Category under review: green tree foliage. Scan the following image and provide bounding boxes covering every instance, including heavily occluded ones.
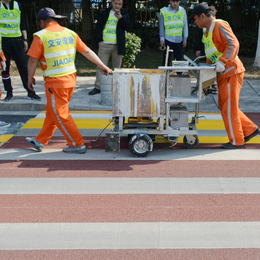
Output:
[123,32,142,68]
[21,0,260,57]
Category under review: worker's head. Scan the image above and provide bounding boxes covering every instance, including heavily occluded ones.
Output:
[189,3,212,29]
[170,0,181,10]
[37,7,67,28]
[1,0,11,3]
[112,0,123,12]
[209,2,218,18]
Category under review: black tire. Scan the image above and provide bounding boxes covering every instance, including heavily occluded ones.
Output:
[129,134,153,157]
[183,135,199,149]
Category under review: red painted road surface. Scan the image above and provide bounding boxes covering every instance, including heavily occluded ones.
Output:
[0,113,260,259]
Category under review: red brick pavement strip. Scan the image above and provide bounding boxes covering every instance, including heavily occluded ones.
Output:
[0,249,260,260]
[0,159,260,177]
[0,194,260,223]
[0,249,259,260]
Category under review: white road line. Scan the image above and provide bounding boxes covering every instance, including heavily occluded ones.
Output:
[34,113,223,120]
[1,177,260,194]
[0,222,259,249]
[35,113,113,119]
[0,148,259,160]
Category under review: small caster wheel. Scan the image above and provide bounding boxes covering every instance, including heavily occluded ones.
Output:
[129,133,153,157]
[183,135,199,149]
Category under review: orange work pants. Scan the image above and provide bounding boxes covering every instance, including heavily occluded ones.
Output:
[217,72,258,145]
[35,87,84,148]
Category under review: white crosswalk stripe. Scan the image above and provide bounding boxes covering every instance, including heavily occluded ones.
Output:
[0,111,260,258]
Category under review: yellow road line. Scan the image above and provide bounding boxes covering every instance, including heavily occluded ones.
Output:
[196,120,225,130]
[23,118,225,130]
[39,111,112,114]
[22,119,113,129]
[0,134,14,144]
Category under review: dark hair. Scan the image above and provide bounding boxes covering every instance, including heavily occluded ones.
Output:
[208,2,218,10]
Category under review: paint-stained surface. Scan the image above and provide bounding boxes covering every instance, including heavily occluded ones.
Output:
[113,69,165,117]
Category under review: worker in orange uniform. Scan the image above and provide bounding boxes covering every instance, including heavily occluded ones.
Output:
[25,7,112,153]
[190,3,259,149]
[0,33,6,99]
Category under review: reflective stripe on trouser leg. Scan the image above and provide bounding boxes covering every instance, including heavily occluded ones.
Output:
[227,83,236,145]
[50,93,77,147]
[217,73,254,146]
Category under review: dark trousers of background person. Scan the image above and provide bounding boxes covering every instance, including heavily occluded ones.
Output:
[1,38,34,96]
[162,39,183,67]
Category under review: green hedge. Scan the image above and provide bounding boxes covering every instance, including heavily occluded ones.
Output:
[133,24,159,49]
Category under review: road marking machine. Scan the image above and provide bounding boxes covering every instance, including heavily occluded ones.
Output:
[105,51,216,157]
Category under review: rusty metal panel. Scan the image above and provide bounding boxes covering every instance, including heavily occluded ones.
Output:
[112,69,165,117]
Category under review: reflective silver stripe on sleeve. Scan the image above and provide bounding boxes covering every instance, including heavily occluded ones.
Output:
[219,25,233,59]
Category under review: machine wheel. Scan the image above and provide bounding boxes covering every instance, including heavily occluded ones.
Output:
[129,134,153,157]
[183,135,199,149]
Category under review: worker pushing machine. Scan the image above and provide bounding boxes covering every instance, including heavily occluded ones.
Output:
[25,7,112,154]
[189,3,259,149]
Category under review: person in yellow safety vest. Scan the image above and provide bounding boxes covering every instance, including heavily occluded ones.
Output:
[195,3,218,94]
[159,0,188,67]
[0,0,41,101]
[190,3,259,149]
[89,0,132,95]
[25,7,112,154]
[0,32,6,100]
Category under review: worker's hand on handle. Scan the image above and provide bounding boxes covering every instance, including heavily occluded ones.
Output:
[195,50,201,57]
[160,40,165,48]
[101,65,113,76]
[0,61,6,71]
[215,60,225,72]
[28,77,36,91]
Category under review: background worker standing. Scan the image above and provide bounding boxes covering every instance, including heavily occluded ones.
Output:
[190,3,259,149]
[159,0,188,66]
[0,0,41,101]
[25,7,112,154]
[89,0,132,95]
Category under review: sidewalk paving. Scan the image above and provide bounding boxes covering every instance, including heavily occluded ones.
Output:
[0,75,260,113]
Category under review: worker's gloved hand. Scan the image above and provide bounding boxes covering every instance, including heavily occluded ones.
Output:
[215,60,225,72]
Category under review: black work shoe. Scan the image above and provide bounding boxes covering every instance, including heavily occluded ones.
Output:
[4,94,13,101]
[244,128,260,143]
[27,92,41,101]
[221,142,245,149]
[88,88,100,95]
[25,137,44,152]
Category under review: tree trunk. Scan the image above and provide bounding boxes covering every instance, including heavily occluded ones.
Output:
[80,0,94,42]
[254,20,260,67]
[155,0,168,10]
